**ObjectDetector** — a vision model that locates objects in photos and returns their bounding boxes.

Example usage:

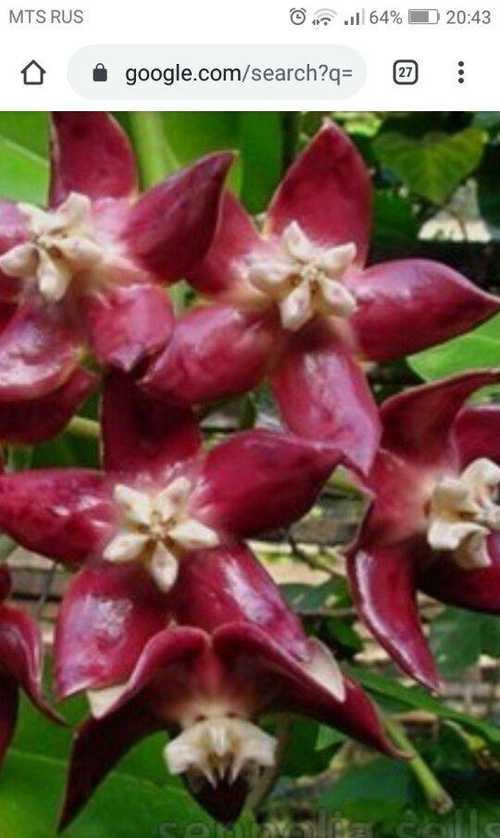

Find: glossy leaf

[7,696,254,836]
[409,313,500,380]
[120,112,285,208]
[345,666,500,752]
[0,113,49,203]
[0,750,227,838]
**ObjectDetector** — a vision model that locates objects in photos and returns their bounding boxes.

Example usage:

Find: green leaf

[119,112,243,192]
[14,693,173,787]
[121,112,285,212]
[430,607,500,677]
[480,615,500,657]
[281,720,343,778]
[0,750,240,838]
[7,697,255,836]
[376,773,500,837]
[0,112,49,203]
[238,112,283,213]
[320,758,419,822]
[373,190,419,250]
[409,313,500,380]
[430,609,482,677]
[322,763,500,836]
[324,618,363,655]
[473,111,500,133]
[373,127,486,205]
[31,432,99,470]
[345,665,500,752]
[280,579,343,615]
[478,144,500,239]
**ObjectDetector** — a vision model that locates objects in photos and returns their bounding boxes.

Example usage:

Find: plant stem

[128,112,177,188]
[66,416,100,440]
[128,112,187,313]
[385,718,454,815]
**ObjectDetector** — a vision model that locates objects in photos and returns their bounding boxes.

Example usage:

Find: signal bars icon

[344,10,366,25]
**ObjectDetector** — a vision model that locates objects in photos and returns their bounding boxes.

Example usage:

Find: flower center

[0,193,104,303]
[427,458,500,570]
[165,716,276,789]
[247,220,358,332]
[103,477,219,593]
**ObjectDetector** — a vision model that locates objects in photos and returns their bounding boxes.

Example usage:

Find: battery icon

[408,9,440,23]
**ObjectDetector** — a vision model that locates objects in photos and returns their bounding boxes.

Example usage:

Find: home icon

[21,60,46,86]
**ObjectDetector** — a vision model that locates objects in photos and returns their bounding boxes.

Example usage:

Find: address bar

[68,45,366,100]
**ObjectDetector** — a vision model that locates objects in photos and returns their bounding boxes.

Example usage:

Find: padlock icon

[92,63,108,82]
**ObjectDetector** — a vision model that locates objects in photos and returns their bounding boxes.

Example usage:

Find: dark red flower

[348,370,500,691]
[142,122,499,475]
[0,565,59,766]
[0,372,335,587]
[57,545,399,829]
[0,113,231,436]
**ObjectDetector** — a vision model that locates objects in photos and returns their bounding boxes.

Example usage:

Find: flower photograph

[0,111,500,836]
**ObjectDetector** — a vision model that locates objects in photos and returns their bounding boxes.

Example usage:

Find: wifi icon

[312,8,337,26]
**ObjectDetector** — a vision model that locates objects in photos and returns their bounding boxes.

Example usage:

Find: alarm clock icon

[290,7,307,25]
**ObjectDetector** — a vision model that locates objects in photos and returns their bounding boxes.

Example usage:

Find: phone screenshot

[0,1,499,836]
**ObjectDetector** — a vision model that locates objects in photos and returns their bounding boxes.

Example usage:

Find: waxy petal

[362,451,430,546]
[272,323,380,476]
[170,545,309,659]
[0,567,11,603]
[0,470,118,567]
[0,367,96,445]
[266,122,372,268]
[452,406,500,470]
[55,561,169,699]
[419,532,500,613]
[81,283,174,372]
[348,543,441,691]
[214,624,398,757]
[0,677,18,767]
[87,627,210,720]
[188,192,268,299]
[380,371,500,467]
[0,301,82,401]
[0,302,15,332]
[346,260,500,362]
[49,112,137,206]
[0,602,58,721]
[59,701,161,833]
[124,153,233,281]
[142,304,279,406]
[0,200,28,301]
[191,430,334,538]
[102,371,201,480]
